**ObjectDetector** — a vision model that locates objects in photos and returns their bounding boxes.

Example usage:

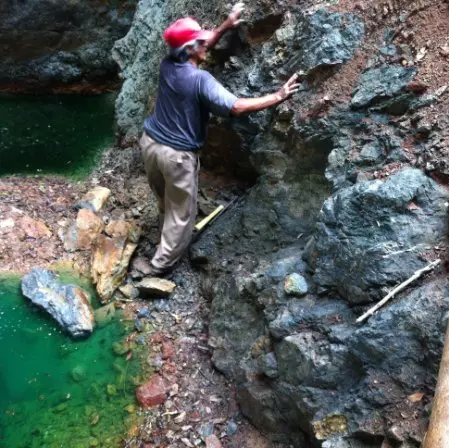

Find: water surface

[0,94,115,178]
[0,275,143,448]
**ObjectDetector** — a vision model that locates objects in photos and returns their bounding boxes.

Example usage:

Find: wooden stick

[356,259,441,324]
[423,321,449,448]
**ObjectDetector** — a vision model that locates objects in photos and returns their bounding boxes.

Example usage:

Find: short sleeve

[197,71,238,117]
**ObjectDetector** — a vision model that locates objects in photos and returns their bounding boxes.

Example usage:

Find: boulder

[64,209,104,252]
[130,256,153,276]
[91,220,140,302]
[351,65,417,109]
[314,168,449,304]
[21,268,95,338]
[75,186,111,213]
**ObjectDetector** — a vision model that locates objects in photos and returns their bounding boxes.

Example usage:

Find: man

[140,4,300,276]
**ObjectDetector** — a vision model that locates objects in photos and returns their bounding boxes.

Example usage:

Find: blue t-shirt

[144,57,238,151]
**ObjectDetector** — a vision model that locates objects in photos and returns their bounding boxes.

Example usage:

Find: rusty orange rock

[64,209,104,252]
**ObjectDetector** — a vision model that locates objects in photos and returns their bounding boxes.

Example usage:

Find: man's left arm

[205,2,244,50]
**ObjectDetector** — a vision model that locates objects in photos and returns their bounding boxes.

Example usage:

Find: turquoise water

[0,94,115,178]
[0,276,144,448]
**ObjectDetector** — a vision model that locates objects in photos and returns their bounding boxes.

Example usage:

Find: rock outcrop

[21,268,95,338]
[115,0,449,446]
[0,0,135,92]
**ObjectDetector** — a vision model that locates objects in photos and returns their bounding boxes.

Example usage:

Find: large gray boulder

[351,65,417,109]
[21,268,95,338]
[314,168,449,304]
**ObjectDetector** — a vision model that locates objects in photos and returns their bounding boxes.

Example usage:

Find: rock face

[0,0,135,92]
[116,0,449,446]
[21,268,95,338]
[313,168,448,304]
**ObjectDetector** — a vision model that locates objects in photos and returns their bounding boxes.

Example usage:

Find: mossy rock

[71,365,87,382]
[94,303,116,328]
[112,340,133,356]
[53,402,68,413]
[106,384,117,397]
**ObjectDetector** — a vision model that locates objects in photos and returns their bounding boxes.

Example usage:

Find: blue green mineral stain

[0,275,144,448]
[0,93,115,179]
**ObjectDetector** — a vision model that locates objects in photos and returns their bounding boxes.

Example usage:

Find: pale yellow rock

[78,186,111,213]
[91,220,140,302]
[118,283,138,299]
[64,209,104,252]
[312,414,348,440]
[136,277,176,298]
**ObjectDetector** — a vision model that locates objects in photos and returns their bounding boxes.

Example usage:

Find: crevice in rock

[247,14,284,45]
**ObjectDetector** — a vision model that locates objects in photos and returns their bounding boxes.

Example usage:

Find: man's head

[164,18,212,63]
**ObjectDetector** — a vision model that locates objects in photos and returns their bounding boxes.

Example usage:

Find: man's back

[144,57,236,151]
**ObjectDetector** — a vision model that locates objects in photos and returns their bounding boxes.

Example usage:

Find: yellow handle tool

[194,205,225,232]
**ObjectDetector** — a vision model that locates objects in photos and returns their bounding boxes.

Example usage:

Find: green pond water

[0,275,144,448]
[0,94,116,178]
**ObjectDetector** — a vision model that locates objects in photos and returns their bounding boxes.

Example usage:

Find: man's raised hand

[277,73,301,101]
[227,2,245,28]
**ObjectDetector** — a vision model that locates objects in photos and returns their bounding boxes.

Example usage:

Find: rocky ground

[0,147,283,447]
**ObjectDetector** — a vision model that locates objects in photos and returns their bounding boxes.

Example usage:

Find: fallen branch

[356,259,441,324]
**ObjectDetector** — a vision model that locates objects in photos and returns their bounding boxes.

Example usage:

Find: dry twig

[356,259,441,324]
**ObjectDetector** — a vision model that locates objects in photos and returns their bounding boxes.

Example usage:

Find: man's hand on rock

[226,2,245,28]
[276,73,301,101]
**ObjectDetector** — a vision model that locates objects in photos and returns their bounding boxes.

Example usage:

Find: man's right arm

[231,74,300,116]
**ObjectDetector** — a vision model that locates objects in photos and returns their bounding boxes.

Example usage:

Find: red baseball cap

[163,17,213,49]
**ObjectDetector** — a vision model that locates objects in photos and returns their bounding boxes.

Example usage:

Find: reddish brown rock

[162,341,175,360]
[136,375,168,407]
[131,256,153,275]
[407,81,428,94]
[150,332,164,344]
[20,215,51,239]
[205,435,223,448]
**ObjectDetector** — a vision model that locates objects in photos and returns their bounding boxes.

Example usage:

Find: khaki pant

[139,132,199,271]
